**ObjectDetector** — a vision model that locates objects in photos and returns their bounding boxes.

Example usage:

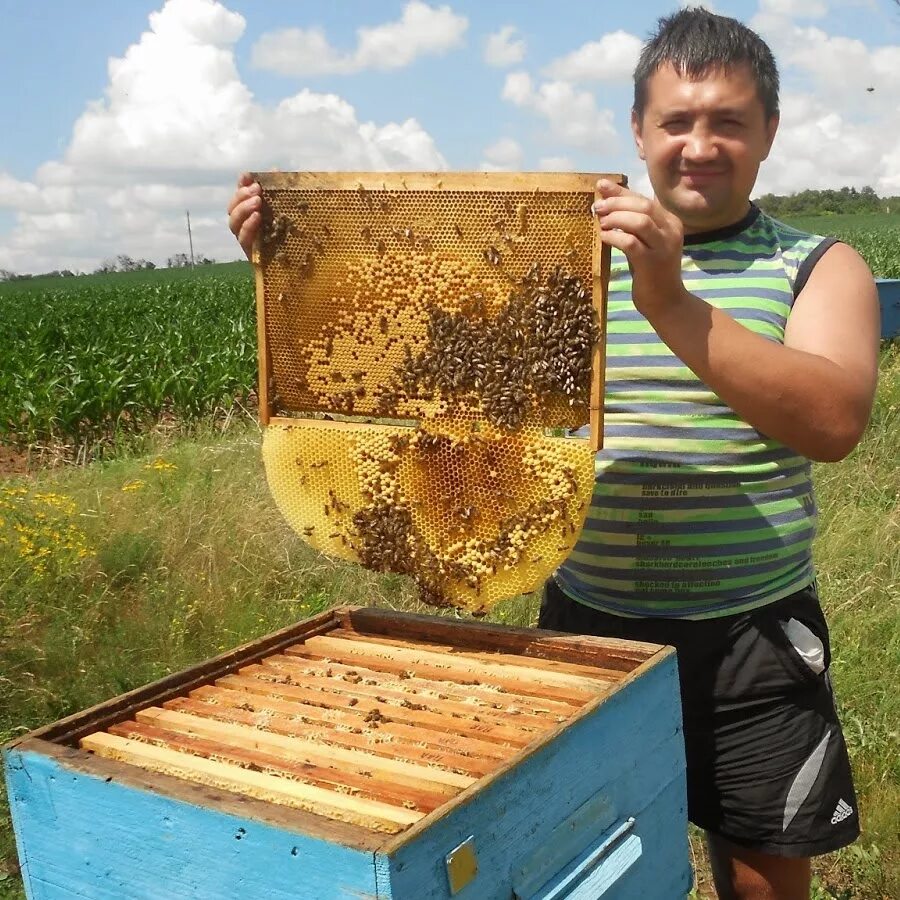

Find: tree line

[754,185,899,217]
[0,253,217,283]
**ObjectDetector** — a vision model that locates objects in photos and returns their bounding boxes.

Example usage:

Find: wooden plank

[9,606,345,748]
[288,642,591,706]
[338,606,659,672]
[590,197,611,453]
[163,695,496,778]
[254,257,271,425]
[301,635,604,699]
[107,720,447,813]
[81,732,422,833]
[232,666,540,748]
[253,171,625,194]
[326,629,624,683]
[136,707,473,793]
[276,649,576,717]
[187,684,512,762]
[259,655,564,731]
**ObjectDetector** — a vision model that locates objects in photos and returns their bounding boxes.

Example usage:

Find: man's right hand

[227,172,262,260]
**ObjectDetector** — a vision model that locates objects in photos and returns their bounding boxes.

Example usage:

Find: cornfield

[0,213,897,457]
[785,214,900,279]
[0,271,256,452]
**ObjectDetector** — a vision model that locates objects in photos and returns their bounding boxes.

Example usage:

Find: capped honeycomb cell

[252,172,623,613]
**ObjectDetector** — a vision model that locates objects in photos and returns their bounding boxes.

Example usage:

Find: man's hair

[633,7,779,120]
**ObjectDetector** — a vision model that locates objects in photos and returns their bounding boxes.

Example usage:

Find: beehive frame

[250,172,626,612]
[250,171,625,449]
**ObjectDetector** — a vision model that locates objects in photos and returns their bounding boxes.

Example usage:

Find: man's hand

[592,179,686,317]
[227,172,262,261]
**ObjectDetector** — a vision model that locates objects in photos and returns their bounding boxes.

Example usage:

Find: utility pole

[186,210,195,269]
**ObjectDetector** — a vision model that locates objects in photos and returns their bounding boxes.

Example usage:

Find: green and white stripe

[556,207,834,619]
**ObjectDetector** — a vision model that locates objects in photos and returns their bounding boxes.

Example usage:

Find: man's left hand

[592,180,685,318]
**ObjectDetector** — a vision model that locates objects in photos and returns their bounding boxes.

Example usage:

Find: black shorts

[539,577,860,857]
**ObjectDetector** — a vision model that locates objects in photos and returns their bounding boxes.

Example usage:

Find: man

[541,8,878,900]
[227,9,879,897]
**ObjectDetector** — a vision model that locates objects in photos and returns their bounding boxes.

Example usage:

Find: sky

[1,0,899,275]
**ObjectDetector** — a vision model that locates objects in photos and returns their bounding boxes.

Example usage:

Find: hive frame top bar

[251,171,626,193]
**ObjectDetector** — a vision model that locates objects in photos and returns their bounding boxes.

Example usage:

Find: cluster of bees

[396,262,599,429]
[257,184,599,611]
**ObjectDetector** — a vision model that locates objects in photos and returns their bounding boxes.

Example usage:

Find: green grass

[1,347,898,898]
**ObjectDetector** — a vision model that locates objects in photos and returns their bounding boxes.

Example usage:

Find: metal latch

[445,835,478,895]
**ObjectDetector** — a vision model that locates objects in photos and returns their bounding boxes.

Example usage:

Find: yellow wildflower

[144,459,178,472]
[122,480,146,493]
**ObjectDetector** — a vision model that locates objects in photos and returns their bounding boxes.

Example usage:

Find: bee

[484,246,502,267]
[453,223,463,239]
[517,204,528,234]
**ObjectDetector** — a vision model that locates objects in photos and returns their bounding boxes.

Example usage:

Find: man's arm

[594,181,880,462]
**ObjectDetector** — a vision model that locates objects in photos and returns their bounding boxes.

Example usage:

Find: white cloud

[502,72,619,149]
[757,91,899,196]
[251,1,467,76]
[744,17,900,197]
[484,25,525,67]
[543,31,642,82]
[758,0,827,17]
[775,26,900,101]
[751,0,828,36]
[0,0,447,275]
[678,0,718,11]
[539,156,574,171]
[478,138,524,171]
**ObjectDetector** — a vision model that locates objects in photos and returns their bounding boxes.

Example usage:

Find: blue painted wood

[380,656,689,900]
[582,776,692,899]
[877,279,900,340]
[554,834,642,900]
[512,791,617,896]
[4,748,379,900]
[522,817,641,900]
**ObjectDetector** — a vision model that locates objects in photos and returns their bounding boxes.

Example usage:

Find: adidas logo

[831,799,854,825]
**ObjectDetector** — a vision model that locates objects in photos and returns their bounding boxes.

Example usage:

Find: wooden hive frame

[7,607,668,851]
[251,171,627,452]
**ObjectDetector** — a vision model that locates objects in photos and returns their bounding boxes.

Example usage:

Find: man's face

[632,62,779,233]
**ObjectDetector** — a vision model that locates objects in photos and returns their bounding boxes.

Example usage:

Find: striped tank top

[555,204,836,619]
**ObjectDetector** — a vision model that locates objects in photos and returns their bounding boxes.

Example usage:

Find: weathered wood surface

[73,623,620,835]
[339,606,662,670]
[4,746,382,899]
[252,171,625,194]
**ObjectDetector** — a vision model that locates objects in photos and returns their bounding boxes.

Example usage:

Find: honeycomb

[252,172,618,614]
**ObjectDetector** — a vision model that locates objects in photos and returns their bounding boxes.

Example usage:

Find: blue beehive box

[3,606,690,898]
[876,279,900,341]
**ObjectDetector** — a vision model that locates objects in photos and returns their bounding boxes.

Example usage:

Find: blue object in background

[877,280,900,340]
